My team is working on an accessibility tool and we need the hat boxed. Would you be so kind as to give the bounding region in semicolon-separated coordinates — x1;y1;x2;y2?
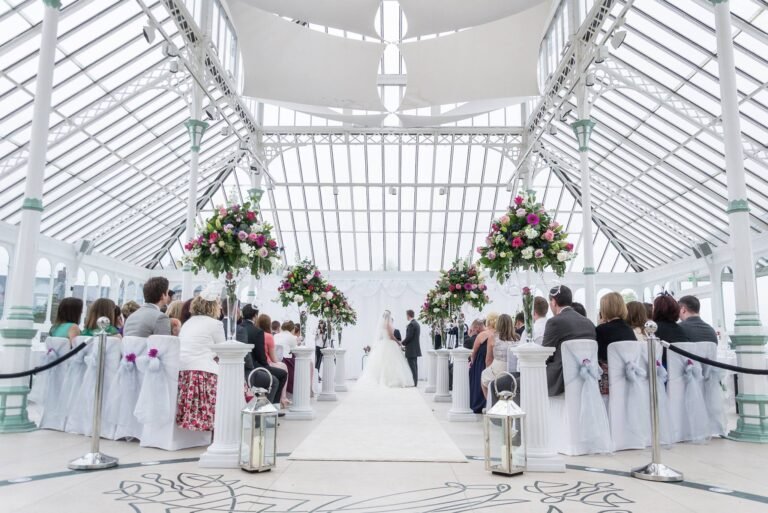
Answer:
199;281;222;302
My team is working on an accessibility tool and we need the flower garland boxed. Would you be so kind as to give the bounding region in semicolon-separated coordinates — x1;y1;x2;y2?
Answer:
435;258;490;311
476;191;574;283
183;199;281;278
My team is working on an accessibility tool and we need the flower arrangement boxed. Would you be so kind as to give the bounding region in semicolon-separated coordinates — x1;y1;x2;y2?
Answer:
419;287;451;327
319;284;357;332
476;191;574;283
276;259;329;315
435;258;490;311
183;199;281;278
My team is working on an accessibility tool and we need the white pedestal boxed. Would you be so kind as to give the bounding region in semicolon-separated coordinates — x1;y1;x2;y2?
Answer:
425;349;437;393
318;348;337;401
334;347;348;392
448;347;476;421
434;348;451;403
287;346;315;420
513;343;565;472
199;342;251;468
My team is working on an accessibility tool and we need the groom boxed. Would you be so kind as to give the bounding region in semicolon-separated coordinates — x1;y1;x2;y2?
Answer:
401;310;421;386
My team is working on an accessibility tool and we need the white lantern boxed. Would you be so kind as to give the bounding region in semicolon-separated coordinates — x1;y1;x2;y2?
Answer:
484;372;526;476
240;369;278;472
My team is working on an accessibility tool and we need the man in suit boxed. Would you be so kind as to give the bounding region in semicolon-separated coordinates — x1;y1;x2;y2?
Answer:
542;285;596;396
678;295;718;343
241;304;287;409
123;277;172;337
463;319;485;350
401;310;421;386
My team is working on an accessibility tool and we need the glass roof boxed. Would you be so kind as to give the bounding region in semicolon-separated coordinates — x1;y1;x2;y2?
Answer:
1;0;766;274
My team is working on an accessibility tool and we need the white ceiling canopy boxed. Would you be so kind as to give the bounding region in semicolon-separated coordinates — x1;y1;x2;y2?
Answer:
227;0;386;111
399;0;547;38
240;0;381;38
258;99;388;127
397;98;522;127
398;1;553;110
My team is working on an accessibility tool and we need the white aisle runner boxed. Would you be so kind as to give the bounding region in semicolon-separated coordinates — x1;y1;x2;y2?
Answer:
288;385;467;463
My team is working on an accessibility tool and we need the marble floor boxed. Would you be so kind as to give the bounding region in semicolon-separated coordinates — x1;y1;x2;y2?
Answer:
1;383;767;513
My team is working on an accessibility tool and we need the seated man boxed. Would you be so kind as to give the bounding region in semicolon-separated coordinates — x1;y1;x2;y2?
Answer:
123;277;172;337
678;295;718;344
541;285;596;396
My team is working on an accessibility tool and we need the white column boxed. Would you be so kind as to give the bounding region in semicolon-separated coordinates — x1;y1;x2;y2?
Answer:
433;349;451;402
711;0;768;443
513;344;565;472
334;347;348;392
286;346;314;420
0;0;60;434
448;347;476;421
199;342;251;468
425;349;437;393
318;347;337;401
180;115;208;301
572;108;597;321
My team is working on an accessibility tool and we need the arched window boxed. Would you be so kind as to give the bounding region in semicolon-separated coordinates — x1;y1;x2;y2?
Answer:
100;274;111;299
34;258;51;324
73;268;86;299
117;279;125;305
86;271;99;309
126;281;136;304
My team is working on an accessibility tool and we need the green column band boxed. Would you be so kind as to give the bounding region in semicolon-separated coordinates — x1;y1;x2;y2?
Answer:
582;267;596;275
249;188;264;203
42;0;61;8
184;119;209;152
21;198;43;212
571;119;596;152
726;199;750;214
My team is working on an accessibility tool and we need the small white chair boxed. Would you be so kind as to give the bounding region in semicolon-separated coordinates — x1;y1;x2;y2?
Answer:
667;342;711;443
608;341;651;450
38;337;74;431
136;335;211;451
549;339;612;455
104;336;147;440
62;336;94;433
695;342;727;437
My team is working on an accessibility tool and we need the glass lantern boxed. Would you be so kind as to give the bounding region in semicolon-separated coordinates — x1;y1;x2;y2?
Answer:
484;372;526;476
240;370;278;473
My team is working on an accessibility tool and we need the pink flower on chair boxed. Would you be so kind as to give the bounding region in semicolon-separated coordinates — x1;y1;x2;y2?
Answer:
148;348;159;358
125;353;137;363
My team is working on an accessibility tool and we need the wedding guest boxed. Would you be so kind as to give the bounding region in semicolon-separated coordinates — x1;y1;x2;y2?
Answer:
678;295;718;343
595;292;635;395
571;302;588;318
259;313;290;408
176;290;225;431
652;294;690;344
464;319;485;350
274;320;299;358
242;305;287;408
481;313;519;398
114;305;124;335
626;301;648;341
180;298;193;324
542;285;597;396
49;297;83;346
271;320;281;335
120;300;140;321
81;298;121;336
531;296;549;344
643;302;654;320
123;277;172;337
514;312;525;337
166;300;184;336
293;323;303;344
470;312;497;409
314;320;328;373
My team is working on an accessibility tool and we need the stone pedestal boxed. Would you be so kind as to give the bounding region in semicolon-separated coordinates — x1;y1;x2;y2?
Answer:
425;350;437;393
513;343;565;472
448;347;476;421
199;342;250;468
318;347;337;401
434;348;451;403
334;348;348;392
286;346;315;420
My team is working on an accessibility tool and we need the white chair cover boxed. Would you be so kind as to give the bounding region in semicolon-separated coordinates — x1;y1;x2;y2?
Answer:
137;335;211;451
653;343;675;446
62;336;94;433
38;337;74;431
69;336;122;438
27;344;48;405
667;342;711;443
607;341;651;451
104;336;147;440
549;339;612;455
696;342;727;437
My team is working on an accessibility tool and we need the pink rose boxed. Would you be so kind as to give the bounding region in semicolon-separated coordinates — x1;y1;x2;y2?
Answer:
218;207;227;216
487;251;496;260
542;229;555;241
499;215;510;225
511;237;524;248
476;246;483;254
237;231;248;241
550;221;560;229
268;239;277;248
565;242;574;252
254;234;266;247
246;211;256;221
534;249;544;258
514;195;524;205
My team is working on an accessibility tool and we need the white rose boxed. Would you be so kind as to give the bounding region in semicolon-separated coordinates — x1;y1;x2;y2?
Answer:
499;252;507;258
295;294;304;304
516;208;527;217
525;227;538;239
557;250;569;262
433;308;439;313
495;234;505;243
239;242;251;255
521;247;534;259
313;293;320;301
469;292;477;299
325;291;334;300
258;247;269;258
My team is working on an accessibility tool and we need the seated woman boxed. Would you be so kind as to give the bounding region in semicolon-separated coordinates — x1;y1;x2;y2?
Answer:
470;313;497;412
274;320;299;393
81;298;121;337
258;313;290;408
626;301;648;342
176;291;225;432
595;292;636;395
165;300;184;336
481;313;518;398
50;297;83;347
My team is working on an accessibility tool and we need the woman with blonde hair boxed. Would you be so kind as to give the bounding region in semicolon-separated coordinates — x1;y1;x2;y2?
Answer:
165;299;184;336
176;287;225;431
595;292;636;395
481;313;519;398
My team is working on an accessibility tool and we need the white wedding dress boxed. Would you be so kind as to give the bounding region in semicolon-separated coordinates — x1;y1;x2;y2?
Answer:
358;312;414;388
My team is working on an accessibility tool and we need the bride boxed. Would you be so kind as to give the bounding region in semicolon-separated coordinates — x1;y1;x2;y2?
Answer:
358;310;415;388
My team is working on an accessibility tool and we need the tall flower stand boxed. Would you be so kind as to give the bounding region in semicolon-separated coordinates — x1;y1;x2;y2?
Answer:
512;344;565;472
334;348;348;392
425;349;437;393
434;348;451;402
318;347;337;401
199;342;251;468
448;347;476;421
286;346;315;420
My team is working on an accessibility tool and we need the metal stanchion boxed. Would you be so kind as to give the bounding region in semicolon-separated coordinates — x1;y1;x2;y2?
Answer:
69;317;119;470
631;320;682;482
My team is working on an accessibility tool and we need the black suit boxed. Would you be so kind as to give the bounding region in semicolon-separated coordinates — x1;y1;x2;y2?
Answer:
242;319;287;404
542;307;597;396
402;319;421;385
463;333;477;350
